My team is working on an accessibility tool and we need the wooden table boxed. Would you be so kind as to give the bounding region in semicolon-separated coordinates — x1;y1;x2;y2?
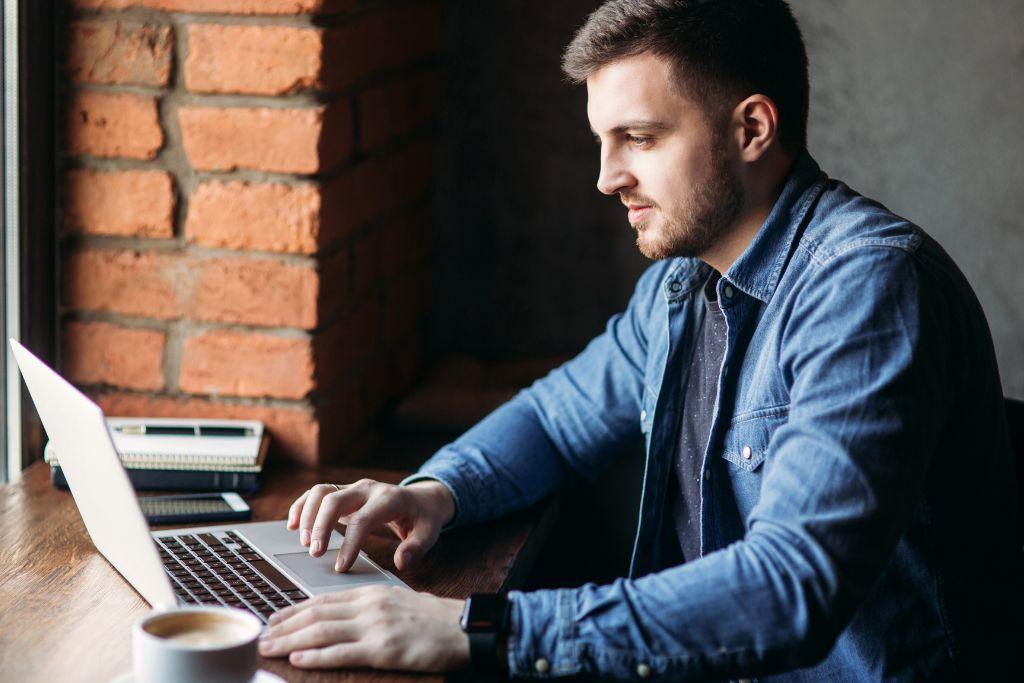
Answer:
0;461;555;682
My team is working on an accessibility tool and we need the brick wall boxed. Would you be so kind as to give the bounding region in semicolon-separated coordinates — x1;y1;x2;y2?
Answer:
60;0;439;466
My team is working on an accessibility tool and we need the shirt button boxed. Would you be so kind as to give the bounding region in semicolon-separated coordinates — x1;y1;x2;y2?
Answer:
637;663;652;678
723;285;735;299
742;445;752;460
669;281;682;293
534;658;550;674
640;409;647;422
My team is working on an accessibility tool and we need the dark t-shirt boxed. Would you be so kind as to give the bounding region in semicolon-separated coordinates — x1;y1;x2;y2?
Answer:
668;271;728;563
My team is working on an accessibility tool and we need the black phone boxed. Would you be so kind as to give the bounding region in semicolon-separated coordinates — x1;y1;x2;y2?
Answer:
138;492;252;525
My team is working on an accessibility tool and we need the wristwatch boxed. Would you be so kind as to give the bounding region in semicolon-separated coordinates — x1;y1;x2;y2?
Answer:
460;593;510;677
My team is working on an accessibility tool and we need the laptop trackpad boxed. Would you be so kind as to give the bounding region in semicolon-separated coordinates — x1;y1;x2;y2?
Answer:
273;551;388;588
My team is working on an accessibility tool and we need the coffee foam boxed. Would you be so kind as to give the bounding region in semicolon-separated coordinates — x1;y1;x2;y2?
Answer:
143;611;255;649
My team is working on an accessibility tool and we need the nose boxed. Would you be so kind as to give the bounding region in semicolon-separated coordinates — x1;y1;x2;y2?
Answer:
596;148;636;196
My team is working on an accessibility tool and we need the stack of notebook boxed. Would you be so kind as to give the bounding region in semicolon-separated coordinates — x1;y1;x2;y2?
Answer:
45;417;270;492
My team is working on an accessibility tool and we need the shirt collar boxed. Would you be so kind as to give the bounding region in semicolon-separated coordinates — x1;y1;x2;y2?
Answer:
724;151;826;303
660;151;827;304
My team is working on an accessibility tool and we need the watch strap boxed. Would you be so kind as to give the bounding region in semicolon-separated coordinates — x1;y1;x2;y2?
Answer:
461;593;510;678
468;631;505;676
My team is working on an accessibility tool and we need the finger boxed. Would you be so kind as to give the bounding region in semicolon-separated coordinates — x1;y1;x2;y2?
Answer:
258;619;359;658
310;489;371;558
336;493;404;573
289;642;374;670
286;491;309;530
264;601;359;640
268;586;371;626
298;484;345;547
265;600;357;637
393;521;440;571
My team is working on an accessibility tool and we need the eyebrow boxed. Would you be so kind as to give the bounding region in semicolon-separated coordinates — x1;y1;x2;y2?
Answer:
591;120;674;136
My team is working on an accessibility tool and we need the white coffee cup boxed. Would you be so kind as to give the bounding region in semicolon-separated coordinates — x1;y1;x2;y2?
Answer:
132;606;263;683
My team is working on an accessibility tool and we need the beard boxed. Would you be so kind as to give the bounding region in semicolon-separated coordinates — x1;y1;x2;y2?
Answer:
630;137;744;261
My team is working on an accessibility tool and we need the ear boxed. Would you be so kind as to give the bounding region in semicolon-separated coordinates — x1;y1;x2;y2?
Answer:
730;95;779;162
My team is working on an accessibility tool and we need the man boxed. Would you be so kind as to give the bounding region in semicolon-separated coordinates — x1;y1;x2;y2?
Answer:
258;0;1023;679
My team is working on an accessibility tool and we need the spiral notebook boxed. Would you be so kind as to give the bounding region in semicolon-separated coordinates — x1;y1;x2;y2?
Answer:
45;417;269;492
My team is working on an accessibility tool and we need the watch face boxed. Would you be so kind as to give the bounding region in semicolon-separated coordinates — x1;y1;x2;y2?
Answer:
461;593;509;633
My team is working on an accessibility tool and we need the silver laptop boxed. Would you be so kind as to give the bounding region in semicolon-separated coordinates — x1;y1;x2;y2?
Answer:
9;338;406;622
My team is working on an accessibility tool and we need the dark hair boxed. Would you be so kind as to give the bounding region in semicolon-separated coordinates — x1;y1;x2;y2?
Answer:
562;0;809;153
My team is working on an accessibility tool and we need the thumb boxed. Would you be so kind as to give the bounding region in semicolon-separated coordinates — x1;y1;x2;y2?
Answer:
394;525;436;571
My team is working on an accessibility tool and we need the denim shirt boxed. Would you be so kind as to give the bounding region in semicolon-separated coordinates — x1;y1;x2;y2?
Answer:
402;153;1024;681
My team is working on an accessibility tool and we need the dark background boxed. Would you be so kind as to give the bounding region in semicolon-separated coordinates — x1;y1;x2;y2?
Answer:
429;0;646;360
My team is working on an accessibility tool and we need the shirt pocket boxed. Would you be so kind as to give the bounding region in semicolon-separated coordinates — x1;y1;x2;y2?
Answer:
719;406;789;519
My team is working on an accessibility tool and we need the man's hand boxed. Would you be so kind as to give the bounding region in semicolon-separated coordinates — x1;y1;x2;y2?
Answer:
287;479;455;572
258;585;470;672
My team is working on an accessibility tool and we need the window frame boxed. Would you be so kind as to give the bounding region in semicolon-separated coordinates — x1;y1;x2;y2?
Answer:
2;0;57;483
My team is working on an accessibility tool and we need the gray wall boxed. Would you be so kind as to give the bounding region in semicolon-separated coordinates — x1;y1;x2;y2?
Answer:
432;0;1024;398
793;0;1024;399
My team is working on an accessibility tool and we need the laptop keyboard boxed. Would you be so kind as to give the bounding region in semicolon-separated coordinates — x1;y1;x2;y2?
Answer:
156;531;308;623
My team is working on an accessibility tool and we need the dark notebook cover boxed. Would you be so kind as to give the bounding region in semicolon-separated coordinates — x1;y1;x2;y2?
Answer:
50;465;262;493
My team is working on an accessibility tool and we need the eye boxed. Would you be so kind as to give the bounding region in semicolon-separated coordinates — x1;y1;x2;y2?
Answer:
627;135;654;148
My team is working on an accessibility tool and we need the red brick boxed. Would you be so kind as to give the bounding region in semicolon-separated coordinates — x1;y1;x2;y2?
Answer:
185;180;322;254
322;4;441;89
382;269;431;346
178;103;352;174
63;321;166;391
66;91;163;160
391;331;424;396
319;139;435;247
71;0;354;13
382;282;415;347
380;207;433;281
318;168;373;246
64;248;328;328
358;70;439;150
361;352;393;416
180;330;314;399
68;20;172;87
194;256;321;328
314;378;363;460
409;206;436;265
313;301;379;388
196;141;440;255
352;229;381;297
64;249;187;319
186;24;321;95
378;218;403;281
342;422;378;458
93;391;320;466
64;169;174;238
317;249;349;322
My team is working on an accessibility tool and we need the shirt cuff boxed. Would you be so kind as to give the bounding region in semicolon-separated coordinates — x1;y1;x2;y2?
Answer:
397;473;463;531
397;446;494;529
505;588;581;678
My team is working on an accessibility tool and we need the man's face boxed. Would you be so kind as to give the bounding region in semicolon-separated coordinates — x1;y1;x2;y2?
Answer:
587;53;743;261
